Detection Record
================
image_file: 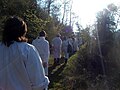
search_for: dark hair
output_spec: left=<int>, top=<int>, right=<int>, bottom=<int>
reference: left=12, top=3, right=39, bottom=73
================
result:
left=2, top=16, right=28, bottom=47
left=39, top=30, right=46, bottom=37
left=63, top=36, right=67, bottom=40
left=56, top=33, right=61, bottom=37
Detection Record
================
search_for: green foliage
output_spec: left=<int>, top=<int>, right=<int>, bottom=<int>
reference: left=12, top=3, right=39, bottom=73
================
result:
left=96, top=4, right=117, bottom=56
left=106, top=35, right=120, bottom=89
left=0, top=0, right=66, bottom=43
left=0, top=0, right=32, bottom=16
left=0, top=0, right=39, bottom=41
left=63, top=53, right=78, bottom=76
left=24, top=10, right=48, bottom=39
left=0, top=16, right=7, bottom=41
left=61, top=46, right=89, bottom=90
left=60, top=41, right=120, bottom=90
left=81, top=28, right=91, bottom=43
left=47, top=3, right=120, bottom=90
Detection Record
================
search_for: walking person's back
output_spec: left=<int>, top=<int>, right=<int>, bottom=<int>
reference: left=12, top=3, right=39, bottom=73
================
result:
left=32, top=30, right=50, bottom=76
left=0, top=16, right=49, bottom=90
left=62, top=37, right=69, bottom=63
left=52, top=34, right=62, bottom=65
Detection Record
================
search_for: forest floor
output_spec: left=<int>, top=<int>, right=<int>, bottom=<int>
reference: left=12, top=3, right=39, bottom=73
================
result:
left=48, top=57, right=66, bottom=90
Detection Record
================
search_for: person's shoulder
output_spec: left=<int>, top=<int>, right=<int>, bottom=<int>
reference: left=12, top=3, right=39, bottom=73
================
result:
left=17, top=42, right=35, bottom=50
left=32, top=38, right=38, bottom=44
left=10, top=42, right=35, bottom=57
left=52, top=37, right=56, bottom=42
left=26, top=42, right=35, bottom=49
left=44, top=39, right=49, bottom=43
left=52, top=37, right=56, bottom=40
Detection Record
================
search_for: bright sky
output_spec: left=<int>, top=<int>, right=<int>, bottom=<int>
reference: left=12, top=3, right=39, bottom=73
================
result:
left=72, top=0, right=120, bottom=29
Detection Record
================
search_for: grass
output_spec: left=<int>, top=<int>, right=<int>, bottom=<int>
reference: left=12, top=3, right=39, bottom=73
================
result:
left=48, top=55, right=67, bottom=90
left=48, top=44, right=120, bottom=90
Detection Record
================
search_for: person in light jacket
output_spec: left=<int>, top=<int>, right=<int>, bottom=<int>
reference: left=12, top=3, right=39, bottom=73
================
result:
left=0, top=16, right=49, bottom=90
left=62, top=37, right=69, bottom=63
left=32, top=30, right=50, bottom=76
left=52, top=34, right=62, bottom=65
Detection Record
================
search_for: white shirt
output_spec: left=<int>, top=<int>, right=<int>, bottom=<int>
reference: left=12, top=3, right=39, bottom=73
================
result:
left=0, top=42, right=49, bottom=90
left=62, top=39, right=68, bottom=52
left=32, top=37, right=50, bottom=62
left=32, top=37, right=50, bottom=75
left=52, top=37, right=62, bottom=58
left=62, top=39, right=69, bottom=59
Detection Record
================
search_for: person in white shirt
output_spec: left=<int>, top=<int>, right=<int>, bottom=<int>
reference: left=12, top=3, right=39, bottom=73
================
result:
left=0, top=16, right=49, bottom=90
left=32, top=30, right=50, bottom=76
left=52, top=34, right=62, bottom=65
left=62, top=37, right=69, bottom=63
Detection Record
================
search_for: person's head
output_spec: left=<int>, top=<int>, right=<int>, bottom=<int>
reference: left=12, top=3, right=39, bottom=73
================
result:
left=63, top=36, right=67, bottom=40
left=56, top=33, right=61, bottom=37
left=39, top=30, right=46, bottom=37
left=2, top=16, right=28, bottom=47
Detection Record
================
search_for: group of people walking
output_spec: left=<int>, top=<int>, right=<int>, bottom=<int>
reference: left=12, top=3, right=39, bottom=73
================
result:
left=0, top=16, right=81, bottom=90
left=51, top=34, right=80, bottom=65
